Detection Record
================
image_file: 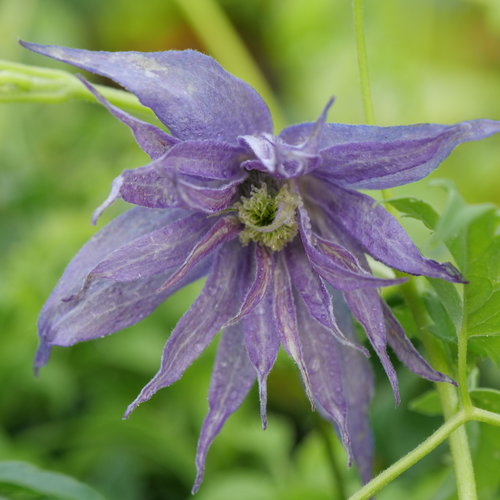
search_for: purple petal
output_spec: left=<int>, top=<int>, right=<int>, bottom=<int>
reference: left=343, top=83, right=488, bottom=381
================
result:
left=36, top=207, right=207, bottom=370
left=331, top=291, right=374, bottom=484
left=157, top=216, right=240, bottom=293
left=285, top=240, right=368, bottom=354
left=298, top=205, right=405, bottom=290
left=283, top=120, right=500, bottom=189
left=21, top=42, right=273, bottom=142
left=75, top=213, right=210, bottom=294
left=243, top=290, right=279, bottom=430
left=308, top=178, right=464, bottom=283
left=124, top=241, right=251, bottom=417
left=225, top=244, right=274, bottom=328
left=294, top=290, right=352, bottom=462
left=193, top=322, right=255, bottom=493
left=383, top=303, right=456, bottom=385
left=77, top=75, right=177, bottom=159
left=344, top=288, right=400, bottom=404
left=272, top=253, right=315, bottom=407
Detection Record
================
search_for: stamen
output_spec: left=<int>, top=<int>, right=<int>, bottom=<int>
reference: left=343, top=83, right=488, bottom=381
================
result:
left=237, top=183, right=301, bottom=251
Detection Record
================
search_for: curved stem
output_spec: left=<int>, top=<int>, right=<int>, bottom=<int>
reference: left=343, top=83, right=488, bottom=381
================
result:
left=348, top=411, right=467, bottom=500
left=471, top=407, right=500, bottom=427
left=352, top=0, right=375, bottom=125
left=175, top=0, right=285, bottom=130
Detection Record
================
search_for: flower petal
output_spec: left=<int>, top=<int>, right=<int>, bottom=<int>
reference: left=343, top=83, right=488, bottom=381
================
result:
left=74, top=213, right=210, bottom=295
left=285, top=240, right=368, bottom=354
left=157, top=216, right=240, bottom=293
left=309, top=179, right=464, bottom=283
left=383, top=303, right=456, bottom=385
left=243, top=290, right=279, bottom=430
left=21, top=42, right=274, bottom=142
left=272, top=253, right=315, bottom=407
left=35, top=207, right=206, bottom=370
left=343, top=288, right=400, bottom=403
left=77, top=75, right=177, bottom=159
left=283, top=120, right=500, bottom=188
left=294, top=290, right=352, bottom=462
left=224, top=244, right=274, bottom=328
left=298, top=205, right=405, bottom=290
left=124, top=241, right=251, bottom=417
left=192, top=322, right=255, bottom=493
left=331, top=291, right=374, bottom=484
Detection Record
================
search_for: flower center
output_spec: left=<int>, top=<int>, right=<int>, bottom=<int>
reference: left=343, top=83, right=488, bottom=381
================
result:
left=236, top=182, right=301, bottom=251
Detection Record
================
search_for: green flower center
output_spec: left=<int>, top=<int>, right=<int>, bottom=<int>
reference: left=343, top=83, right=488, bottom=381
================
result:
left=237, top=183, right=301, bottom=251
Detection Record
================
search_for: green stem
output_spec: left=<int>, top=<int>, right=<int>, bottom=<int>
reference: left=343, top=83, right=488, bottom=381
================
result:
left=0, top=60, right=153, bottom=118
left=399, top=280, right=477, bottom=500
left=348, top=411, right=467, bottom=500
left=352, top=0, right=375, bottom=125
left=174, top=0, right=285, bottom=130
left=471, top=407, right=500, bottom=427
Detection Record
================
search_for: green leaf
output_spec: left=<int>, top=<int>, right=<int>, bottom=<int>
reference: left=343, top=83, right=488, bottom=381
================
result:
left=464, top=209, right=500, bottom=336
left=426, top=277, right=463, bottom=331
left=470, top=388, right=500, bottom=413
left=408, top=389, right=442, bottom=416
left=386, top=197, right=439, bottom=230
left=0, top=462, right=106, bottom=500
left=422, top=292, right=457, bottom=343
left=469, top=336, right=500, bottom=366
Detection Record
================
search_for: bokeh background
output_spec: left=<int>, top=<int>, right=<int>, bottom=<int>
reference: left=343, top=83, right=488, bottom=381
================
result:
left=1, top=0, right=500, bottom=499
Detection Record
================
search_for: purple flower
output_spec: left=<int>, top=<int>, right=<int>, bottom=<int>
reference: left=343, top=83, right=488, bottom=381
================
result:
left=22, top=41, right=500, bottom=491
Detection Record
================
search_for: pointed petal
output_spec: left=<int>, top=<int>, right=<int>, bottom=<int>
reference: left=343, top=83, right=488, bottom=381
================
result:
left=77, top=75, right=177, bottom=159
left=331, top=290, right=374, bottom=484
left=124, top=241, right=251, bottom=417
left=298, top=205, right=405, bottom=290
left=36, top=207, right=208, bottom=370
left=157, top=216, right=240, bottom=292
left=78, top=213, right=209, bottom=289
left=383, top=303, right=456, bottom=385
left=272, top=253, right=315, bottom=407
left=243, top=290, right=279, bottom=430
left=193, top=323, right=255, bottom=493
left=285, top=240, right=368, bottom=354
left=343, top=288, right=400, bottom=403
left=224, top=244, right=274, bottom=328
left=21, top=42, right=273, bottom=142
left=294, top=290, right=352, bottom=462
left=310, top=179, right=464, bottom=283
left=282, top=120, right=500, bottom=189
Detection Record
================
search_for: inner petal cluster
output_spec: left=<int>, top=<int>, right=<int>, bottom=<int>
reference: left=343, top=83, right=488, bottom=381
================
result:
left=236, top=182, right=301, bottom=251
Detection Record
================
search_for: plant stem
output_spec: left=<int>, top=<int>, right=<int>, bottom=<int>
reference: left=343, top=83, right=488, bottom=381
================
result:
left=399, top=280, right=477, bottom=500
left=0, top=60, right=153, bottom=118
left=348, top=411, right=467, bottom=500
left=352, top=0, right=375, bottom=125
left=175, top=0, right=285, bottom=130
left=471, top=407, right=500, bottom=427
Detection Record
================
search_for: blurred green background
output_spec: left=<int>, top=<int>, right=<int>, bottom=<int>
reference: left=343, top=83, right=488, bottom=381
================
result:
left=1, top=0, right=499, bottom=499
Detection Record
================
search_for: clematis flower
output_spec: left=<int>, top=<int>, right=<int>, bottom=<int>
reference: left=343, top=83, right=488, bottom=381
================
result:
left=22, top=41, right=500, bottom=491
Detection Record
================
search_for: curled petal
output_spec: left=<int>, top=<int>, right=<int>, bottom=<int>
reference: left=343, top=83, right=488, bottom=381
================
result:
left=77, top=75, right=177, bottom=159
left=383, top=303, right=456, bottom=385
left=294, top=290, right=352, bottom=463
left=193, top=323, right=255, bottom=493
left=124, top=241, right=251, bottom=417
left=273, top=253, right=315, bottom=407
left=298, top=206, right=405, bottom=290
left=309, top=179, right=464, bottom=283
left=21, top=42, right=273, bottom=142
left=282, top=120, right=500, bottom=188
left=243, top=291, right=279, bottom=430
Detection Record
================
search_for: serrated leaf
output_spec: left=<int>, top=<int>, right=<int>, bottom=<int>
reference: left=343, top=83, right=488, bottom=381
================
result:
left=408, top=389, right=442, bottom=416
left=470, top=388, right=500, bottom=413
left=464, top=209, right=500, bottom=336
left=386, top=197, right=439, bottom=230
left=0, top=462, right=106, bottom=500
